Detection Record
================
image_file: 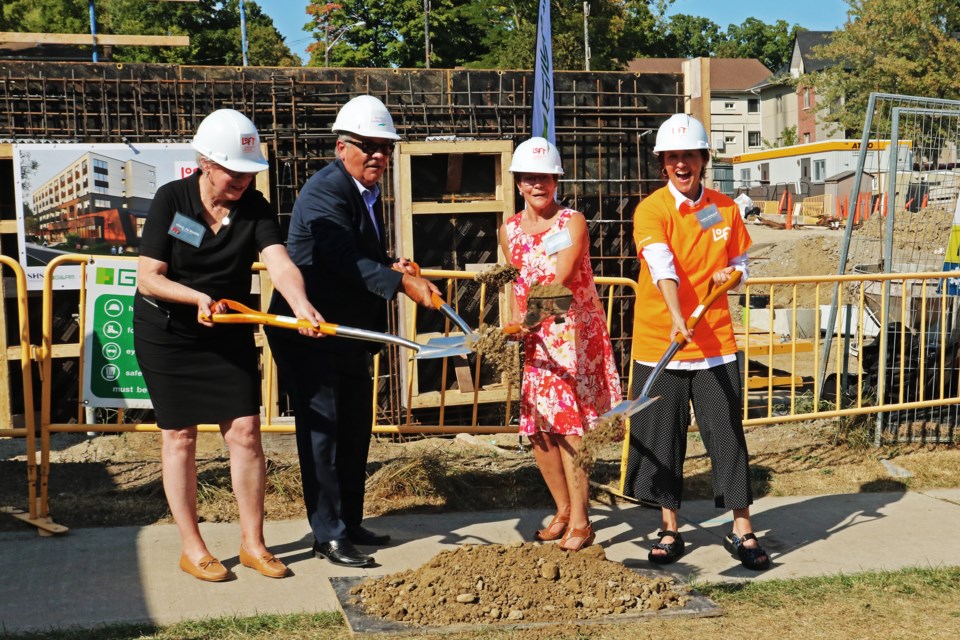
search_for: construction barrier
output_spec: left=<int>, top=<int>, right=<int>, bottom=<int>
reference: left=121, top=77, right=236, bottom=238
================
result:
left=741, top=272, right=960, bottom=442
left=18, top=255, right=960, bottom=533
left=0, top=256, right=59, bottom=533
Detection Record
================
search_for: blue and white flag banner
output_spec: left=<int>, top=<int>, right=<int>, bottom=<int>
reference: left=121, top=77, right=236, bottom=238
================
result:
left=532, top=0, right=555, bottom=144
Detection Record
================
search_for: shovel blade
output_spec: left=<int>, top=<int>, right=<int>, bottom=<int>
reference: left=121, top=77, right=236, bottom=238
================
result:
left=423, top=335, right=471, bottom=348
left=414, top=343, right=472, bottom=360
left=601, top=395, right=659, bottom=419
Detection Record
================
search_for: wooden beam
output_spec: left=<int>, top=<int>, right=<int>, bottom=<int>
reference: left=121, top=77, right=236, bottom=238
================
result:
left=0, top=32, right=190, bottom=47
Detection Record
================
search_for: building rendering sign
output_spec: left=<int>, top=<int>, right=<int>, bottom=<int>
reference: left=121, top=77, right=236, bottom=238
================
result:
left=12, top=142, right=197, bottom=290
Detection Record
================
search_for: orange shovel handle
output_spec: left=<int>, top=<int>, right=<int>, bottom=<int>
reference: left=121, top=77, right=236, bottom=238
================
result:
left=207, top=299, right=336, bottom=336
left=671, top=270, right=743, bottom=346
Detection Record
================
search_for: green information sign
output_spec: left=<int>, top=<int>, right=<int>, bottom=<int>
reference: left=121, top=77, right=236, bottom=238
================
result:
left=82, top=258, right=153, bottom=408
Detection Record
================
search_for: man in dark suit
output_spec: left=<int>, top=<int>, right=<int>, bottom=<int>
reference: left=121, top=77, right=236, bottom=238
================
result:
left=266, top=95, right=439, bottom=567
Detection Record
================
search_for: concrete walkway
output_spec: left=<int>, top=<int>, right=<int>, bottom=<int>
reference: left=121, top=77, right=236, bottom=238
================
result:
left=2, top=488, right=960, bottom=633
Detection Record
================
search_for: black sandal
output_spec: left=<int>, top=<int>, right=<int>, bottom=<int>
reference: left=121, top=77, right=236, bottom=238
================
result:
left=648, top=530, right=685, bottom=565
left=724, top=532, right=771, bottom=571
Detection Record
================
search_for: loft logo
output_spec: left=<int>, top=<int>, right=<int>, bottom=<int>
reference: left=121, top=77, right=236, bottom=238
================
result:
left=532, top=146, right=547, bottom=156
left=95, top=267, right=137, bottom=287
left=96, top=267, right=114, bottom=285
left=241, top=136, right=257, bottom=147
left=712, top=227, right=731, bottom=242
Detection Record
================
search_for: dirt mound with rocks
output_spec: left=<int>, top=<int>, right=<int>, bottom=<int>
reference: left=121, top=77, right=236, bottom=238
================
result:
left=349, top=542, right=689, bottom=627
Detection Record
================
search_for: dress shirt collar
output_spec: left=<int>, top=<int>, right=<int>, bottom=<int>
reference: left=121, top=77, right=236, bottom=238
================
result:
left=667, top=180, right=704, bottom=211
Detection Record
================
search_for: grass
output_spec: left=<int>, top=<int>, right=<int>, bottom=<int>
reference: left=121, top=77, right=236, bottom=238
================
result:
left=2, top=568, right=957, bottom=639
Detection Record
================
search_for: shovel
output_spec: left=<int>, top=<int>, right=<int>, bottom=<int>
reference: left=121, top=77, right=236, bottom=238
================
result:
left=206, top=299, right=471, bottom=359
left=401, top=261, right=477, bottom=350
left=602, top=270, right=743, bottom=419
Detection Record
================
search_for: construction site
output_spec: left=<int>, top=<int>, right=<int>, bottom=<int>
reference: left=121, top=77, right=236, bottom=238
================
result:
left=2, top=60, right=960, bottom=440
left=0, top=60, right=682, bottom=429
left=1, top=54, right=960, bottom=640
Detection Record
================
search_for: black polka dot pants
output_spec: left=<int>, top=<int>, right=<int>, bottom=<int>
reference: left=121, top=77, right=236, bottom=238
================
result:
left=623, top=360, right=753, bottom=511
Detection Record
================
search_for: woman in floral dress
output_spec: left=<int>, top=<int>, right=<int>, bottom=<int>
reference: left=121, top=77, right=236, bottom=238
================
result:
left=498, top=137, right=622, bottom=551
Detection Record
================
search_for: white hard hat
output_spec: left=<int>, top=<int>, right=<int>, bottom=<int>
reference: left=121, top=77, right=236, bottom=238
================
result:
left=331, top=95, right=400, bottom=140
left=508, top=137, right=564, bottom=175
left=653, top=113, right=710, bottom=154
left=191, top=109, right=269, bottom=173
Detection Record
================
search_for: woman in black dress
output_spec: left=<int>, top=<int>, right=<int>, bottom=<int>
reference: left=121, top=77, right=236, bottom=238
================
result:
left=134, top=109, right=323, bottom=582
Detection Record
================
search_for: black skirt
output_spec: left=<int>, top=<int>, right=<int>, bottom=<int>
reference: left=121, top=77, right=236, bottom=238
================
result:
left=133, top=294, right=260, bottom=429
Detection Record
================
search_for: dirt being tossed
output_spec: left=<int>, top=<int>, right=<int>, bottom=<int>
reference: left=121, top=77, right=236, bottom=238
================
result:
left=349, top=541, right=689, bottom=627
left=475, top=263, right=520, bottom=289
left=575, top=414, right=626, bottom=472
left=467, top=324, right=522, bottom=388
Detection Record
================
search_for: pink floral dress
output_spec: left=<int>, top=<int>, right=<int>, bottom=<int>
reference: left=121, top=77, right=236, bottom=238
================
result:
left=505, top=208, right=622, bottom=436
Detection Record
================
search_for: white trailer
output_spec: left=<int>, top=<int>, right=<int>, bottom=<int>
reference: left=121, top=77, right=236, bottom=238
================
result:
left=730, top=140, right=913, bottom=190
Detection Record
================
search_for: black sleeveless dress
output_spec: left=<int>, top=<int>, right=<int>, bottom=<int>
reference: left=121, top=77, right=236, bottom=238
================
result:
left=133, top=172, right=282, bottom=429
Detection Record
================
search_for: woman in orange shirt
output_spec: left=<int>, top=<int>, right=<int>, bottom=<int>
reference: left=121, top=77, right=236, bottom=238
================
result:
left=625, top=114, right=769, bottom=571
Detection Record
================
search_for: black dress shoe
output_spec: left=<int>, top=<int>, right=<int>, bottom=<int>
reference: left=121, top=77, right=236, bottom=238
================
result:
left=346, top=525, right=391, bottom=546
left=313, top=538, right=372, bottom=567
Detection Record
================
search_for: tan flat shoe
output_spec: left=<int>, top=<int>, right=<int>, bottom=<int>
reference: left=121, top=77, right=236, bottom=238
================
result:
left=179, top=553, right=230, bottom=582
left=239, top=545, right=289, bottom=578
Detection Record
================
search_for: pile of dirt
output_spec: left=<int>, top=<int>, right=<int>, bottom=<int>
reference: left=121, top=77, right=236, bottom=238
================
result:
left=349, top=542, right=689, bottom=627
left=847, top=206, right=954, bottom=272
left=748, top=232, right=843, bottom=308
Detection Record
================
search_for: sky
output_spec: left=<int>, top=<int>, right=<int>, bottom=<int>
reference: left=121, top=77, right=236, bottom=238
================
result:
left=255, top=0, right=852, bottom=65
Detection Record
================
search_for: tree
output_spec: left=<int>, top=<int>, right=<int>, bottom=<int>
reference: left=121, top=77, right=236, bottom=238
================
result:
left=660, top=14, right=726, bottom=59
left=0, top=0, right=300, bottom=66
left=763, top=125, right=798, bottom=149
left=810, top=0, right=960, bottom=134
left=305, top=1, right=664, bottom=70
left=715, top=18, right=795, bottom=71
left=656, top=13, right=796, bottom=71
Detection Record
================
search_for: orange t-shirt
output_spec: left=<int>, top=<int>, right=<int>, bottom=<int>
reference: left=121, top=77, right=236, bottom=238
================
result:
left=630, top=186, right=751, bottom=361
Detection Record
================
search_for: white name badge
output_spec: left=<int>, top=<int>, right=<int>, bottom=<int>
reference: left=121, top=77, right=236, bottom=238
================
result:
left=542, top=228, right=573, bottom=255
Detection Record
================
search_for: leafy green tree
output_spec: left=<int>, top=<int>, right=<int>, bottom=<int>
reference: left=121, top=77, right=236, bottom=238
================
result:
left=763, top=125, right=798, bottom=149
left=0, top=0, right=89, bottom=33
left=715, top=18, right=796, bottom=71
left=0, top=0, right=300, bottom=66
left=306, top=1, right=664, bottom=70
left=810, top=0, right=960, bottom=134
left=660, top=14, right=726, bottom=59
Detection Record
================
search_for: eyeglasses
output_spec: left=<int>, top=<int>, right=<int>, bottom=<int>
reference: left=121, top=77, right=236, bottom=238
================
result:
left=342, top=138, right=395, bottom=156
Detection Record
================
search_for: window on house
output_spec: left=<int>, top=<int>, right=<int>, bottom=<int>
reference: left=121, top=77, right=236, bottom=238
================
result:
left=803, top=133, right=811, bottom=144
left=740, top=168, right=751, bottom=186
left=748, top=131, right=761, bottom=148
left=725, top=135, right=737, bottom=145
left=724, top=102, right=735, bottom=110
left=803, top=89, right=811, bottom=109
left=747, top=98, right=759, bottom=113
left=813, top=159, right=827, bottom=182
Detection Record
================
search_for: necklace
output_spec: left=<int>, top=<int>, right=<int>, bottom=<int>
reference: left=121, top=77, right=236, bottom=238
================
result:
left=199, top=175, right=233, bottom=227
